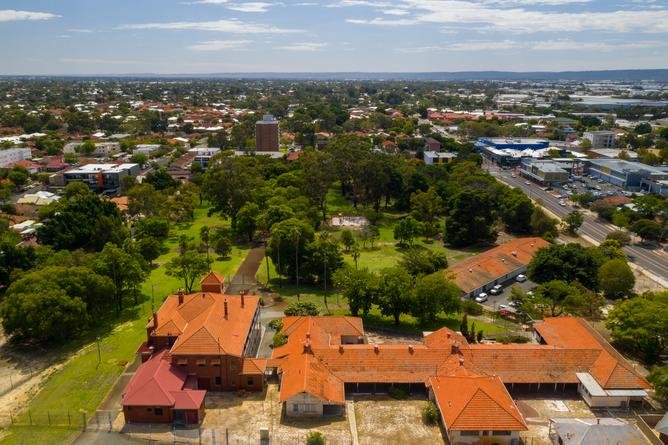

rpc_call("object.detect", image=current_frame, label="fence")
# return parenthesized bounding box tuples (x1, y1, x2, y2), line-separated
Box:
(0, 368, 38, 398)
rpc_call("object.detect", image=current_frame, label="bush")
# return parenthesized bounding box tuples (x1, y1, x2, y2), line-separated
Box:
(268, 318, 283, 331)
(284, 301, 319, 316)
(606, 230, 631, 246)
(496, 335, 530, 344)
(388, 386, 409, 400)
(422, 401, 439, 425)
(306, 431, 325, 445)
(272, 332, 287, 348)
(461, 299, 483, 315)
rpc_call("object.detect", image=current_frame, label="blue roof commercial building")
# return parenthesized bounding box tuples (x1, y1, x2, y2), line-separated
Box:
(588, 159, 668, 196)
(475, 138, 553, 166)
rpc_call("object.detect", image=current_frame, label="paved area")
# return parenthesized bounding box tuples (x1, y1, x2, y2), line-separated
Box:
(516, 396, 596, 445)
(226, 245, 265, 294)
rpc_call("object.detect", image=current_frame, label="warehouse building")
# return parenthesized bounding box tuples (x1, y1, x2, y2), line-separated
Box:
(519, 159, 570, 186)
(587, 159, 668, 195)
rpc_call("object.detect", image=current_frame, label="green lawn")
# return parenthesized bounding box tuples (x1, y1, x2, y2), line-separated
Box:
(0, 205, 248, 445)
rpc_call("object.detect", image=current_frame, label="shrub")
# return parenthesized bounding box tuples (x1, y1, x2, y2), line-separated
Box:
(422, 401, 439, 425)
(284, 301, 319, 316)
(388, 386, 409, 400)
(496, 335, 530, 344)
(461, 299, 483, 315)
(272, 332, 287, 348)
(268, 318, 283, 331)
(606, 230, 631, 246)
(306, 431, 325, 445)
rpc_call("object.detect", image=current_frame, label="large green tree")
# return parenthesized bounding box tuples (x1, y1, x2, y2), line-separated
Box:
(165, 249, 211, 294)
(376, 267, 412, 325)
(412, 273, 461, 324)
(445, 189, 497, 247)
(95, 243, 147, 313)
(598, 258, 635, 299)
(333, 266, 378, 317)
(528, 243, 603, 290)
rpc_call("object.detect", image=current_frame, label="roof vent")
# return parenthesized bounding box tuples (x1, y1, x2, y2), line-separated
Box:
(178, 288, 184, 305)
(459, 357, 465, 366)
(468, 268, 473, 273)
(373, 343, 379, 353)
(339, 345, 344, 353)
(303, 341, 312, 354)
(408, 345, 414, 354)
(224, 299, 228, 319)
(511, 251, 517, 257)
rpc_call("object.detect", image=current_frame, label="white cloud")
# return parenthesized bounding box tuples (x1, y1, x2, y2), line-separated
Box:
(189, 39, 252, 50)
(68, 28, 93, 33)
(0, 9, 59, 22)
(396, 39, 667, 53)
(227, 2, 273, 12)
(384, 8, 410, 15)
(275, 42, 327, 51)
(120, 19, 302, 34)
(343, 0, 668, 33)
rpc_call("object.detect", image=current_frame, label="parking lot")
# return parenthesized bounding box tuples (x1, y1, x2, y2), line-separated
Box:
(473, 276, 536, 311)
(549, 174, 632, 202)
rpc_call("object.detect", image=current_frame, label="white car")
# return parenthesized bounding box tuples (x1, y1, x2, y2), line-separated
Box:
(559, 200, 566, 207)
(475, 293, 488, 303)
(490, 284, 503, 295)
(516, 274, 527, 282)
(525, 181, 531, 185)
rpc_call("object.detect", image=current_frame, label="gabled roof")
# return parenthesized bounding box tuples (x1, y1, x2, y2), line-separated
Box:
(149, 292, 258, 357)
(273, 316, 364, 359)
(122, 350, 206, 409)
(551, 418, 648, 445)
(200, 271, 225, 286)
(279, 353, 345, 404)
(448, 237, 550, 293)
(430, 375, 527, 431)
(241, 358, 267, 375)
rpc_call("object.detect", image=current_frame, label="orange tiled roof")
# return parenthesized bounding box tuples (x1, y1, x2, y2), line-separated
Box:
(448, 237, 550, 293)
(149, 292, 258, 357)
(430, 375, 527, 431)
(273, 316, 364, 359)
(200, 271, 225, 286)
(279, 353, 345, 404)
(241, 358, 267, 375)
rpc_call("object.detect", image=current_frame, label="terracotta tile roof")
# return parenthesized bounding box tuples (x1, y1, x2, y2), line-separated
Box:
(241, 358, 267, 375)
(122, 350, 206, 409)
(200, 271, 225, 286)
(149, 292, 258, 357)
(448, 238, 550, 294)
(430, 375, 527, 431)
(273, 316, 365, 359)
(465, 345, 601, 383)
(110, 196, 129, 212)
(534, 317, 650, 389)
(423, 327, 469, 351)
(279, 353, 345, 404)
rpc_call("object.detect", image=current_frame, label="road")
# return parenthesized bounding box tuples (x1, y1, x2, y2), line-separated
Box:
(484, 163, 668, 284)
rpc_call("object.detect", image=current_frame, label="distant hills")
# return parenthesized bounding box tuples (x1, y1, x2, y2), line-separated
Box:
(4, 69, 668, 81)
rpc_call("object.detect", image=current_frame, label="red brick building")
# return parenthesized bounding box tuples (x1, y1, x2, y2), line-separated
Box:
(122, 273, 264, 425)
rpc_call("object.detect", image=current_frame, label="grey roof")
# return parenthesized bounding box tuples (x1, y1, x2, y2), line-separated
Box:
(551, 418, 649, 445)
(656, 412, 668, 435)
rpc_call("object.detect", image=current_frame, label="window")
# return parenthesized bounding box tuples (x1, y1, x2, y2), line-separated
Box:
(215, 377, 221, 385)
(211, 358, 221, 366)
(460, 431, 479, 437)
(177, 358, 187, 366)
(247, 377, 254, 386)
(155, 408, 163, 416)
(292, 404, 298, 412)
(196, 359, 206, 367)
(492, 431, 511, 436)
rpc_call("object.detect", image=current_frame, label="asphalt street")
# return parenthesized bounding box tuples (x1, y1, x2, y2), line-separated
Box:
(484, 163, 668, 283)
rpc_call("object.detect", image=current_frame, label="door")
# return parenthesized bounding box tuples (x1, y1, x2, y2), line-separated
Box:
(173, 410, 185, 425)
(197, 377, 211, 390)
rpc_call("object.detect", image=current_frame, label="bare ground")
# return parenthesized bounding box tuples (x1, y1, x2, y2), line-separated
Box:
(353, 396, 445, 445)
(516, 396, 596, 445)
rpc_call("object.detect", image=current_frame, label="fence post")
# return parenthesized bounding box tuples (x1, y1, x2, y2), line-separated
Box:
(199, 428, 202, 445)
(68, 410, 71, 427)
(48, 411, 51, 426)
(28, 410, 32, 426)
(9, 375, 13, 390)
(9, 411, 13, 425)
(82, 412, 87, 431)
(108, 412, 112, 431)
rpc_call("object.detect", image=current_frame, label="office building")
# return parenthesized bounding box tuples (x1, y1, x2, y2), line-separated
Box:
(63, 163, 140, 193)
(588, 159, 668, 196)
(255, 115, 279, 152)
(188, 147, 220, 169)
(475, 138, 552, 166)
(423, 151, 456, 165)
(520, 159, 570, 186)
(583, 131, 615, 149)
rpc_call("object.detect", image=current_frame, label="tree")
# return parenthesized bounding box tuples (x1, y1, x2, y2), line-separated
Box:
(137, 236, 163, 266)
(127, 183, 163, 217)
(376, 267, 412, 325)
(304, 232, 344, 285)
(605, 230, 631, 246)
(340, 229, 355, 252)
(144, 168, 178, 191)
(333, 266, 377, 317)
(394, 217, 422, 247)
(284, 301, 319, 316)
(166, 249, 211, 293)
(211, 227, 233, 258)
(236, 203, 260, 242)
(562, 211, 584, 234)
(0, 241, 36, 287)
(37, 189, 127, 251)
(76, 140, 96, 155)
(648, 364, 668, 402)
(500, 188, 534, 234)
(7, 166, 29, 191)
(135, 217, 170, 241)
(530, 206, 559, 240)
(528, 243, 603, 290)
(606, 291, 667, 363)
(199, 225, 211, 261)
(0, 289, 88, 343)
(634, 122, 652, 135)
(412, 273, 461, 325)
(630, 219, 663, 243)
(267, 218, 315, 280)
(445, 189, 497, 247)
(130, 153, 149, 166)
(95, 243, 147, 313)
(299, 150, 335, 221)
(598, 258, 635, 299)
(399, 248, 448, 277)
(410, 187, 443, 239)
(533, 280, 580, 317)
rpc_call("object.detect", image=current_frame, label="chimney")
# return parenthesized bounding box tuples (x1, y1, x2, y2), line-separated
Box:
(339, 345, 344, 353)
(408, 345, 414, 354)
(303, 340, 312, 354)
(446, 333, 451, 339)
(459, 357, 465, 366)
(452, 342, 460, 354)
(240, 290, 245, 308)
(178, 288, 184, 305)
(153, 312, 158, 329)
(224, 299, 228, 319)
(373, 343, 379, 353)
(511, 251, 517, 257)
(306, 332, 311, 340)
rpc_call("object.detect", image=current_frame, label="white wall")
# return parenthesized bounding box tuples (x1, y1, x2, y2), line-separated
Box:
(285, 393, 324, 417)
(449, 430, 519, 445)
(0, 148, 32, 168)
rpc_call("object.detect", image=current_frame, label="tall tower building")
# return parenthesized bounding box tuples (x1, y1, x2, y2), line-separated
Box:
(255, 115, 279, 152)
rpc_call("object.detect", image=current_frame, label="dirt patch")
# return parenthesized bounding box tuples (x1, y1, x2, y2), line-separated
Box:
(364, 329, 423, 345)
(354, 396, 444, 445)
(516, 397, 596, 445)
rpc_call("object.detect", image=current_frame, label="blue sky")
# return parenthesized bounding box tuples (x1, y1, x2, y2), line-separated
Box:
(1, 0, 667, 74)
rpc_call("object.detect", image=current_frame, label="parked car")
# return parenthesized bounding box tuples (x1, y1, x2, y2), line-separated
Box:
(559, 200, 566, 207)
(524, 180, 531, 185)
(475, 293, 488, 303)
(490, 284, 503, 295)
(516, 274, 527, 282)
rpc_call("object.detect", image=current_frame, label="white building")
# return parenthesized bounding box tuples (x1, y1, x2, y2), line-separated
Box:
(0, 147, 32, 168)
(133, 144, 161, 156)
(583, 130, 615, 149)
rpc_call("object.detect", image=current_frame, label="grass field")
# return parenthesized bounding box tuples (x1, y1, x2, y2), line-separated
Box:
(0, 206, 248, 445)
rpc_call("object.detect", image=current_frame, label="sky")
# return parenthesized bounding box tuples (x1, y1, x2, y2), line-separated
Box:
(1, 0, 667, 74)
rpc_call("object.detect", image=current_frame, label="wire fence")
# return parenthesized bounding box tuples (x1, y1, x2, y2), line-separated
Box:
(0, 368, 38, 399)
